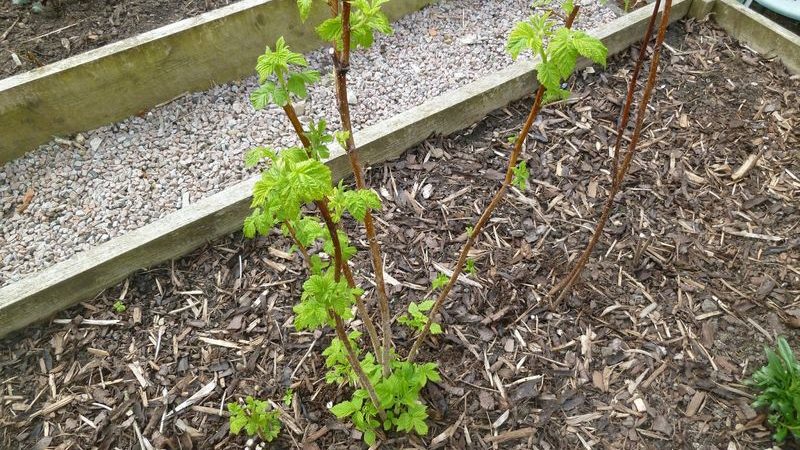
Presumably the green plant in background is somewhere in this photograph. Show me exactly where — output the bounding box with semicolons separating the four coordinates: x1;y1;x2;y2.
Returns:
399;301;442;335
749;337;800;443
112;300;126;314
283;389;294;407
228;396;281;442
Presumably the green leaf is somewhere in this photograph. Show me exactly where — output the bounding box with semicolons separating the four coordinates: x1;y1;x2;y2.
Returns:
571;30;608;66
250;83;276;110
547;28;578;79
306;120;333;160
506;13;553;59
465;258;476;275
536;60;561;92
330;187;382;222
542;87;572;105
562;0;575;14
512;161;530;190
432;273;449;290
316;16;343;44
297;0;313;21
256;37;307;83
292;159;332;203
331;401;358;418
244;146;277;168
323;229;357;261
287;70;321;99
292;217;325;247
294;273;358;330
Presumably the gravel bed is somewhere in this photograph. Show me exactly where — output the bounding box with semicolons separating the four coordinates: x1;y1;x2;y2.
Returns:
0;0;616;286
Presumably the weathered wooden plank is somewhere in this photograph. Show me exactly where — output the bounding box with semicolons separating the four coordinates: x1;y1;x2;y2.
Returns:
0;0;435;163
0;0;693;337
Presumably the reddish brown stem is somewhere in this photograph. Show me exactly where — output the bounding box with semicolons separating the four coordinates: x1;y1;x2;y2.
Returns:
611;0;662;175
280;101;383;372
408;6;581;362
333;0;393;376
550;0;673;304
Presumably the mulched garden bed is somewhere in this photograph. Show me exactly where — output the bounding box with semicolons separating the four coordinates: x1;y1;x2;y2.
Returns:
1;18;798;450
1;0;235;79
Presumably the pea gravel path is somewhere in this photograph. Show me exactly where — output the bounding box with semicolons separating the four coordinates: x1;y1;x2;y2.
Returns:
0;0;616;286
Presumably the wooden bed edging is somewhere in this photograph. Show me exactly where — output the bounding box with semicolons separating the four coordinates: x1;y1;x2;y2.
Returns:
0;0;694;337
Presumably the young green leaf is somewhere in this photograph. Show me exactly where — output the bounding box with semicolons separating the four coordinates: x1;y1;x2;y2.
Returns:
330;187;382;222
562;0;575;15
294;273;360;330
256;37;307;83
465;258;476;275
749;337;800;443
512;161;530;190
506;13;553;60
306;120;334;160
571;30;608;66
431;273;449;290
297;0;314;21
287;70;321;99
244;146;277;168
227;397;281;442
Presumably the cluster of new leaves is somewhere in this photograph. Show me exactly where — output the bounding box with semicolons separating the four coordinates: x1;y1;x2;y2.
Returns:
251;37;320;109
316;0;393;50
323;331;381;386
331;359;440;445
512;161;530;190
506;5;607;103
329;182;383;222
398;300;442;335
749;337;800;443
228;396;281;442
244;148;332;238
294;272;363;330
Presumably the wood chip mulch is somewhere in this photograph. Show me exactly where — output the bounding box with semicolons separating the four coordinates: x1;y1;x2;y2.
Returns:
1;19;798;450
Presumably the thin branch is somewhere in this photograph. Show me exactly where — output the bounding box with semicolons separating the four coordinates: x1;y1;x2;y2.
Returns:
611;0;662;175
333;0;394;377
550;0;673;304
407;6;582;363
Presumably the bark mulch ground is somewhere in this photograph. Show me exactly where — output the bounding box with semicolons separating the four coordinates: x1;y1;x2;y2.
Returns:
1;18;798;450
1;0;235;79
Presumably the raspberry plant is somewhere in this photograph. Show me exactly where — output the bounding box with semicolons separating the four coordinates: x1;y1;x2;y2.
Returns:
227;396;281;443
240;0;606;445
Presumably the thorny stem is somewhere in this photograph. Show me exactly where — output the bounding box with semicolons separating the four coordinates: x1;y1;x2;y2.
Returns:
610;0;662;174
550;0;673;304
332;0;394;377
279;101;384;403
407;6;582;363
